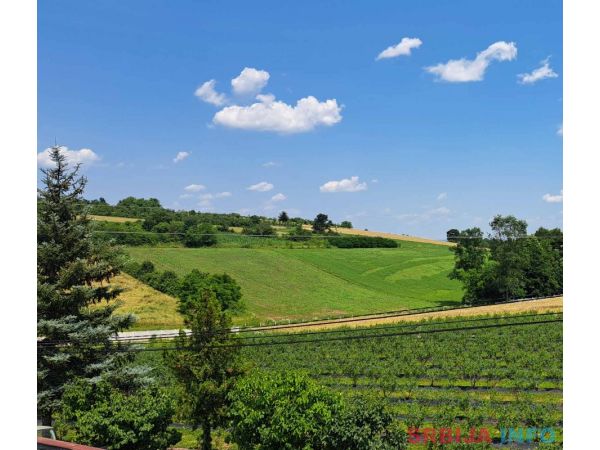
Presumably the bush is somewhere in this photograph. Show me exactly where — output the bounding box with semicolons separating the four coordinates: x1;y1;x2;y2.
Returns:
287;224;312;242
241;222;276;236
178;269;243;313
55;380;180;450
184;223;217;247
228;372;407;450
327;235;398;248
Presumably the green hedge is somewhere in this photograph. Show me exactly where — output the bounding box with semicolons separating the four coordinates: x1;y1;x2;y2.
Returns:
327;236;399;248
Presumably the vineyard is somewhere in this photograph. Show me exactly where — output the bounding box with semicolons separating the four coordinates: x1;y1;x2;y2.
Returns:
235;312;563;447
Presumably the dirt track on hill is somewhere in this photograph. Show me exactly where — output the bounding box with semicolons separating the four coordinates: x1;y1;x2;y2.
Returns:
288;297;563;332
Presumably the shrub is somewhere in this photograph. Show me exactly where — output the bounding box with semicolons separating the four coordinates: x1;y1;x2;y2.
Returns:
55;380;181;450
228;372;407;450
184;223;217;247
178;269;243;313
241;222;276;236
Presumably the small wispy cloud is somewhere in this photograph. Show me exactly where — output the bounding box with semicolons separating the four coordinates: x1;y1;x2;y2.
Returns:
184;184;206;192
437;192;447;201
173;151;190;163
518;58;558;85
247;181;274;192
426;41;517;82
262;161;280;168
320;176;367;193
194;80;227;106
271;193;286;202
376;37;422;60
542;190;563;203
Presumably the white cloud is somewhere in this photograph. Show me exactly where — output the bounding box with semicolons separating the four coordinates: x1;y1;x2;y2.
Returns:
271;193;286;202
37;146;100;168
200;193;213;200
231;67;270;96
437;192;447;201
426;41;518;82
376;37;422;60
215;191;232;198
320;176;367;193
262;161;280;168
213;94;342;134
173;151;190;163
542;190;563;203
371;179;379;183
184;184;206;192
247;181;274;192
518;58;558;85
557;124;563;136
194;79;227;106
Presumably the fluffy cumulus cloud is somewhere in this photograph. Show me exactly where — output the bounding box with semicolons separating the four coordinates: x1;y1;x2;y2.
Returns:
426;41;517;82
213;94;342;134
37;146;100;168
231;67;270;96
196;68;343;133
173;151;190;163
320;176;367;193
195;80;227;106
247;181;274;192
518;58;558;85
376;37;422;60
542;190;563;203
184;184;206;192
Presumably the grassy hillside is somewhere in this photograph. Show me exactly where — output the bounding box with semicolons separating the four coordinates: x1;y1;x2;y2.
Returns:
126;241;462;325
108;273;183;330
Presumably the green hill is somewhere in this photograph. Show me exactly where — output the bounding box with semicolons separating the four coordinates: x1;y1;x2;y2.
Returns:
126;240;462;325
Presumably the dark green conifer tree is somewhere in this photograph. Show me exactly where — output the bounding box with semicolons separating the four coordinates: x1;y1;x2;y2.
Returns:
37;147;135;425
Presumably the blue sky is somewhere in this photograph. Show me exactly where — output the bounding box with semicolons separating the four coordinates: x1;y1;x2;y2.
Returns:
38;0;562;239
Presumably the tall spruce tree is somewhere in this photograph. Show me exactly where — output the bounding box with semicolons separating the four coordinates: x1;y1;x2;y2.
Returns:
37;147;135;425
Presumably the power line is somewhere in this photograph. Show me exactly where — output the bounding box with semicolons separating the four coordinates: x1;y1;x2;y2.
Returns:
111;318;563;352
104;312;562;345
104;310;564;345
39;294;564;347
38;315;562;349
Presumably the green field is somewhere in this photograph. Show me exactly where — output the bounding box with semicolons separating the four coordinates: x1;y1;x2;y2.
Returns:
126;241;462;325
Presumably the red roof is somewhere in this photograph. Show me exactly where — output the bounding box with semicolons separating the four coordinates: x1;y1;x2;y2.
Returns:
37;437;105;450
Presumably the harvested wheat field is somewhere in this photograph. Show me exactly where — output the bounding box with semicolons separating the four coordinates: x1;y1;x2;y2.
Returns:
288;296;563;332
302;224;454;247
108;273;183;330
89;214;141;223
